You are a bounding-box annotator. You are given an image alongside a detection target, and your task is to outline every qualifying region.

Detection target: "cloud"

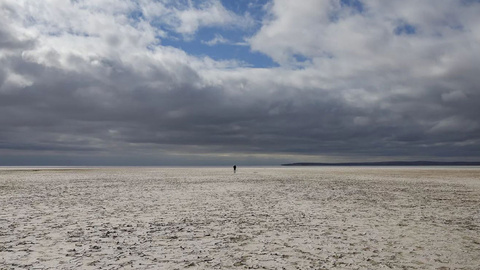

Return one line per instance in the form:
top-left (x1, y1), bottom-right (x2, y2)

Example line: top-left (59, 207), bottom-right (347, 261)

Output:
top-left (202, 34), bottom-right (248, 46)
top-left (202, 33), bottom-right (230, 45)
top-left (136, 0), bottom-right (254, 39)
top-left (172, 0), bottom-right (253, 36)
top-left (1, 0), bottom-right (480, 165)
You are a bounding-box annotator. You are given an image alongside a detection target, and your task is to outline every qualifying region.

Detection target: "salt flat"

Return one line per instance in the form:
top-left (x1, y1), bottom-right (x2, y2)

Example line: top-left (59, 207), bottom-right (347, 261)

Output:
top-left (1, 167), bottom-right (479, 269)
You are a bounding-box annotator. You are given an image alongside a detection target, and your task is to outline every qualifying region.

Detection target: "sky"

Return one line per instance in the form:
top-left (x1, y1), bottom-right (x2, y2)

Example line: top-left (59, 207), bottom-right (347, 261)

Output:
top-left (1, 0), bottom-right (480, 166)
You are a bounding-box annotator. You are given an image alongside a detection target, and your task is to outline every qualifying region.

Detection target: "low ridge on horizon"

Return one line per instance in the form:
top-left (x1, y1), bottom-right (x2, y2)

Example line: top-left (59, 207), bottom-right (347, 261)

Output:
top-left (282, 161), bottom-right (480, 166)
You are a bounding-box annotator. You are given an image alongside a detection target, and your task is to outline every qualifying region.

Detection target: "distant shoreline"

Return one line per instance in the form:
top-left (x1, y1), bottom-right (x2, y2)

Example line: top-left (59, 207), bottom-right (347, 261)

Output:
top-left (281, 161), bottom-right (480, 166)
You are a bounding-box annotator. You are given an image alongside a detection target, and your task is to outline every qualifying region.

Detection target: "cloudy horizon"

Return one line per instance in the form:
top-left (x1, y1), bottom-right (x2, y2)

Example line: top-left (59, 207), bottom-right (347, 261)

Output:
top-left (1, 0), bottom-right (479, 166)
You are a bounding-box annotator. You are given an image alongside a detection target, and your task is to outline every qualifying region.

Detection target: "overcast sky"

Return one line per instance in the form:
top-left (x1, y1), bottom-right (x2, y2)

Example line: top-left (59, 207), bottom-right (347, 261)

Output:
top-left (1, 0), bottom-right (479, 166)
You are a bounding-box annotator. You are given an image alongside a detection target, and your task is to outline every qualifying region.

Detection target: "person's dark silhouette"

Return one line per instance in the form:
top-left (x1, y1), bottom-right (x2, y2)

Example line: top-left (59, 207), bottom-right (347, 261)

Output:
top-left (233, 165), bottom-right (237, 173)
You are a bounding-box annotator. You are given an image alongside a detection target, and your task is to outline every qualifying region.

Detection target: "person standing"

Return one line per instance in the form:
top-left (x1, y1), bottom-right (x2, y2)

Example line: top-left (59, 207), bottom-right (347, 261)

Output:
top-left (233, 165), bottom-right (237, 173)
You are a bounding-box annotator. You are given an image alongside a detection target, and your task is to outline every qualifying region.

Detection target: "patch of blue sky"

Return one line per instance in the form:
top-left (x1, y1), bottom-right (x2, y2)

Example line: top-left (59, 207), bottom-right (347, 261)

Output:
top-left (221, 0), bottom-right (270, 19)
top-left (394, 23), bottom-right (416, 35)
top-left (137, 0), bottom-right (276, 68)
top-left (220, 0), bottom-right (271, 39)
top-left (128, 9), bottom-right (144, 23)
top-left (292, 54), bottom-right (310, 63)
top-left (330, 0), bottom-right (365, 22)
top-left (161, 27), bottom-right (277, 68)
top-left (288, 54), bottom-right (312, 70)
top-left (201, 25), bottom-right (256, 46)
top-left (161, 0), bottom-right (191, 9)
top-left (340, 0), bottom-right (365, 13)
top-left (160, 0), bottom-right (264, 11)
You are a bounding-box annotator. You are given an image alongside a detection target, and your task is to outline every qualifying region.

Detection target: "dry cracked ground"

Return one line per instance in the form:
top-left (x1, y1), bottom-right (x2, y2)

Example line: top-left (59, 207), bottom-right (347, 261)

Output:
top-left (1, 167), bottom-right (480, 269)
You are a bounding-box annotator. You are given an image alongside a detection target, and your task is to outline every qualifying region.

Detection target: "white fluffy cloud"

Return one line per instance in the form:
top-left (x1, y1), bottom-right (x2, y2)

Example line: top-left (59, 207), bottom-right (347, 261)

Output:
top-left (251, 0), bottom-right (480, 70)
top-left (171, 0), bottom-right (253, 35)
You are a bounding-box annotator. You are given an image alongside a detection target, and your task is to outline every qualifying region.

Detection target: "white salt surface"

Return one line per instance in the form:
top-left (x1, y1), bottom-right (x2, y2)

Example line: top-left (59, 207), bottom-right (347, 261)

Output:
top-left (1, 166), bottom-right (479, 269)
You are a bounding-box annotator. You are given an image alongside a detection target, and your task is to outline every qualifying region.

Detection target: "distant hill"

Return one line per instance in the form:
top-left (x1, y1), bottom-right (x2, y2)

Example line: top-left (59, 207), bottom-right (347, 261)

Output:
top-left (281, 161), bottom-right (480, 166)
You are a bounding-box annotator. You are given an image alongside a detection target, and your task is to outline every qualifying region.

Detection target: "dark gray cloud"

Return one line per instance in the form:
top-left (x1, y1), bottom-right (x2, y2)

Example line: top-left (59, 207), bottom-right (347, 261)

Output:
top-left (1, 0), bottom-right (480, 165)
